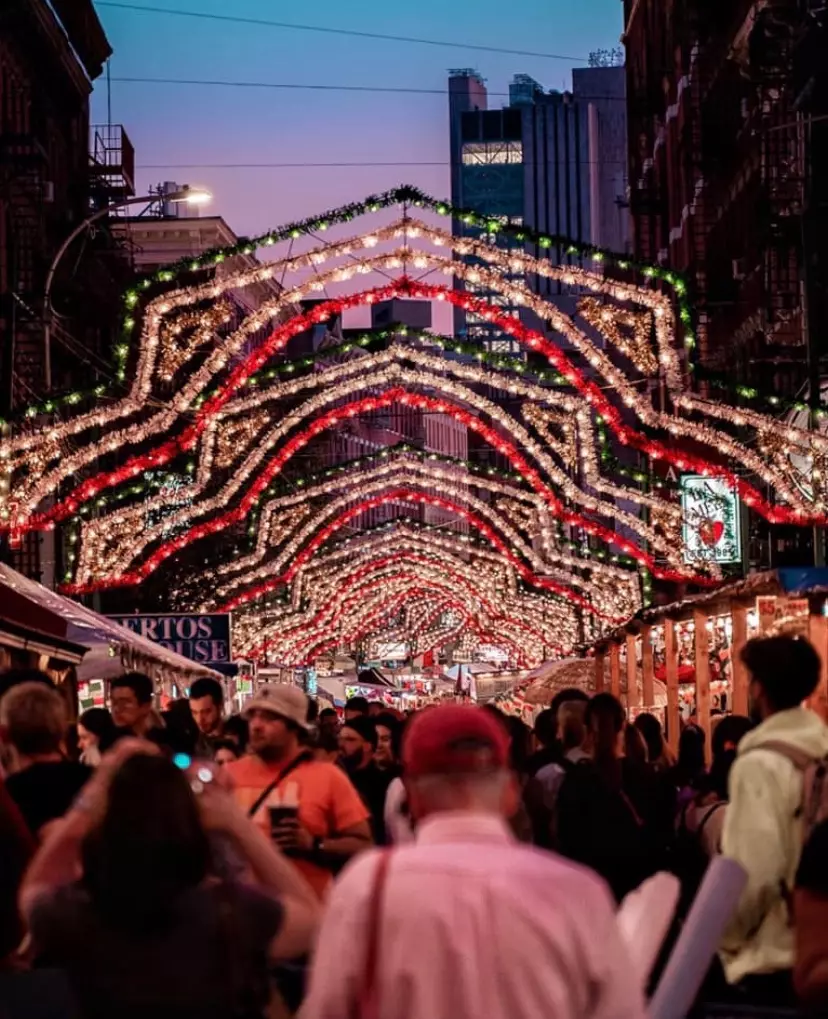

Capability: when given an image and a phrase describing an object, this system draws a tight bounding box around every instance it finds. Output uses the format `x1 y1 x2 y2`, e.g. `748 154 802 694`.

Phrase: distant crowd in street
1 632 828 1017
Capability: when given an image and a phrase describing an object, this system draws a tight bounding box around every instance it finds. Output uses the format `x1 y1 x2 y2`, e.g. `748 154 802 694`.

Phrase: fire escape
751 2 804 369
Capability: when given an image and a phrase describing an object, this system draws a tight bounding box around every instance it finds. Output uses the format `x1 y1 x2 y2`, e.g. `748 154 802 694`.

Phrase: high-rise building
448 67 629 351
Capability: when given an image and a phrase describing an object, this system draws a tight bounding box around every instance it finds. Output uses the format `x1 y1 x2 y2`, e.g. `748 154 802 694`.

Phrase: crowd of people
1 632 828 1017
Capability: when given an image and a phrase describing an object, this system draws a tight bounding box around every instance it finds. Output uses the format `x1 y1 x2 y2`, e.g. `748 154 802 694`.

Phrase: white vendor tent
0 565 222 686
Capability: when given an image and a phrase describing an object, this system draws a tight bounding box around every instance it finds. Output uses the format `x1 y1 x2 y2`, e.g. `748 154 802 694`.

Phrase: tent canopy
524 657 668 708
0 565 222 686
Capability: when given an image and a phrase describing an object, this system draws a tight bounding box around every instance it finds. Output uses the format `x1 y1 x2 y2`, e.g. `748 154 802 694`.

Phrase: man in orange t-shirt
226 684 371 898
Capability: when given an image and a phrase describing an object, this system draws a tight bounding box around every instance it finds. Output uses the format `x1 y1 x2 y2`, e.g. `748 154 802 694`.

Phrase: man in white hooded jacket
720 633 828 1005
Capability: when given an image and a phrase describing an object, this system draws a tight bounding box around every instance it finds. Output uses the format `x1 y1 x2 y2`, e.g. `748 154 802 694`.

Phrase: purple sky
91 0 624 237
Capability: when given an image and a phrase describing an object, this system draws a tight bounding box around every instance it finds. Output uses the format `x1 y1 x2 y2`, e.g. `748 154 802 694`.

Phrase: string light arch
4 187 826 663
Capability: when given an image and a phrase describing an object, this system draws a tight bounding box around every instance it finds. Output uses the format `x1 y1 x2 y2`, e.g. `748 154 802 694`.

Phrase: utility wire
111 75 628 102
136 159 628 168
95 2 588 61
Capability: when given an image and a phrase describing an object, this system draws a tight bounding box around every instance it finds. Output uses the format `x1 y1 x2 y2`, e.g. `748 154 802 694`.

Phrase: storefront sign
108 612 232 666
374 642 408 661
756 596 809 636
680 476 742 565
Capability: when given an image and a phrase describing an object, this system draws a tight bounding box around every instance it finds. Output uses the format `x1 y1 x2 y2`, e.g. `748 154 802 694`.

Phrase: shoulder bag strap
355 851 393 1019
247 750 314 818
696 800 725 839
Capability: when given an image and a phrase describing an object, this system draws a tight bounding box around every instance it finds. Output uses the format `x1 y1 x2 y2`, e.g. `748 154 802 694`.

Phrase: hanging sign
108 612 232 667
680 476 742 565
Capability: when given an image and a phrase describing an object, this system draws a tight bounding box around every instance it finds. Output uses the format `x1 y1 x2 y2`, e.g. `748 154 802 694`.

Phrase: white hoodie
720 706 828 984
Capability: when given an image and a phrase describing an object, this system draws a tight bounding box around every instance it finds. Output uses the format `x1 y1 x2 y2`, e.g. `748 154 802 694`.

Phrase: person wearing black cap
338 717 392 845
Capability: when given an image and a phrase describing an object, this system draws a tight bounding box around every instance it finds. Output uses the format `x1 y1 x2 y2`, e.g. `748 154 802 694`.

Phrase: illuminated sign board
680 476 742 565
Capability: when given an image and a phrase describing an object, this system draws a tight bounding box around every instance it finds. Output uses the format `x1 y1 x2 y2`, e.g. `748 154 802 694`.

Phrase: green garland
694 369 828 421
4 186 695 425
52 325 676 527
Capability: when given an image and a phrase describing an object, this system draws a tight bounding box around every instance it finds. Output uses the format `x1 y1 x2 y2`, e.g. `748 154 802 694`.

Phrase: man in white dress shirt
301 704 646 1019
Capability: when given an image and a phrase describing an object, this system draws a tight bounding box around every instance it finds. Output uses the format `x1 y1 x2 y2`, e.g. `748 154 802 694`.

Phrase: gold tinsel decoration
578 296 658 376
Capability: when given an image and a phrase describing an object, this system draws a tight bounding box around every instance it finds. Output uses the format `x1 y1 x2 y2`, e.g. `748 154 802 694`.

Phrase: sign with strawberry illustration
680 476 742 565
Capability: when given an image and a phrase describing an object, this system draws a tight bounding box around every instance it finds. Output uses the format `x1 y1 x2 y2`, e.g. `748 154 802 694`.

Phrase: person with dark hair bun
212 739 240 768
720 635 828 1006
77 709 118 767
221 715 249 753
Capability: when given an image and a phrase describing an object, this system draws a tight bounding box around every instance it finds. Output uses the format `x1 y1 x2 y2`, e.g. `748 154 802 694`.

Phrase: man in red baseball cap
302 704 646 1019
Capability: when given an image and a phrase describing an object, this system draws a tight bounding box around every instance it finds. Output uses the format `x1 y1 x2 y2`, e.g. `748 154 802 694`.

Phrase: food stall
0 565 223 708
591 568 828 757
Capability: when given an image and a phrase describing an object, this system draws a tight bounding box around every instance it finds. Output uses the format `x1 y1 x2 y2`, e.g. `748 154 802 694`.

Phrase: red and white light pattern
4 191 825 664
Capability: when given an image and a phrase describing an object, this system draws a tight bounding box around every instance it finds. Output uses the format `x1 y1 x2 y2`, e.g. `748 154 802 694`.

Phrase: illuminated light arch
6 271 826 535
227 523 582 658
210 484 636 620
288 555 552 649
69 380 694 593
255 583 536 669
217 488 610 617
207 460 644 610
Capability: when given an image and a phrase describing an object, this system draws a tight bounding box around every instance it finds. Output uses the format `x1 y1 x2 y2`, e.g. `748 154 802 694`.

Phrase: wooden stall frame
731 603 749 717
595 650 606 693
694 607 711 762
664 618 680 755
642 624 654 709
610 643 621 699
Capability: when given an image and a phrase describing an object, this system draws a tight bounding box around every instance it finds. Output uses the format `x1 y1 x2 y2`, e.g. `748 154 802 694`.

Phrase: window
486 339 523 354
461 141 523 165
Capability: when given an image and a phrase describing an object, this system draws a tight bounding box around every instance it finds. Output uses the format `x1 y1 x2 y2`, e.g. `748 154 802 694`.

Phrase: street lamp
42 186 212 390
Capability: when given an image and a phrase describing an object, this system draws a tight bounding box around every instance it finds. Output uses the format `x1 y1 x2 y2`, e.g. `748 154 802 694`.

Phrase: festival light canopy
3 186 826 666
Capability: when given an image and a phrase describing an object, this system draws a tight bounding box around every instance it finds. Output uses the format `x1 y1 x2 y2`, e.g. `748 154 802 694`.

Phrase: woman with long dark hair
20 740 319 1019
77 708 118 767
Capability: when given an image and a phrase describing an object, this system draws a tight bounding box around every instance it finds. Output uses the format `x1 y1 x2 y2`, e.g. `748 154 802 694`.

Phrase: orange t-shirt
226 753 369 898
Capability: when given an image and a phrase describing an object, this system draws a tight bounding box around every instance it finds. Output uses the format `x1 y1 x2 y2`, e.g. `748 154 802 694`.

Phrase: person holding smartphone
19 740 319 1019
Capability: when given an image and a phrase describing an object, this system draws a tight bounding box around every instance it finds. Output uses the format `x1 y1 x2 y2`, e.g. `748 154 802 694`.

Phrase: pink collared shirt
300 811 646 1019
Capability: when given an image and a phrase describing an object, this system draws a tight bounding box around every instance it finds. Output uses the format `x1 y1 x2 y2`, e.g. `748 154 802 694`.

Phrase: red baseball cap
402 705 510 778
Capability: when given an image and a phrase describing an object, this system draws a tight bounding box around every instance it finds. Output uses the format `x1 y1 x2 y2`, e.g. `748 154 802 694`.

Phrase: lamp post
42 185 211 390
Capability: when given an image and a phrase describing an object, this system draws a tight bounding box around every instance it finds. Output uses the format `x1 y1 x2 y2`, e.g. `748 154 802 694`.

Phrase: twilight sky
91 0 624 237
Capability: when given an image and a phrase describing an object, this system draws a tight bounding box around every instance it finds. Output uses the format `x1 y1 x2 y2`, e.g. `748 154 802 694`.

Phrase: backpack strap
745 740 816 772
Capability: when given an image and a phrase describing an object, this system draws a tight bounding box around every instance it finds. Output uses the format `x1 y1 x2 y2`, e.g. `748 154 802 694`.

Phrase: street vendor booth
0 565 223 708
0 576 89 686
591 568 828 757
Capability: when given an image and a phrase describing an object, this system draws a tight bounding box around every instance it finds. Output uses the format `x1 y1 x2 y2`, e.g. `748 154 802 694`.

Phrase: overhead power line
95 2 588 61
136 159 629 169
111 75 627 101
